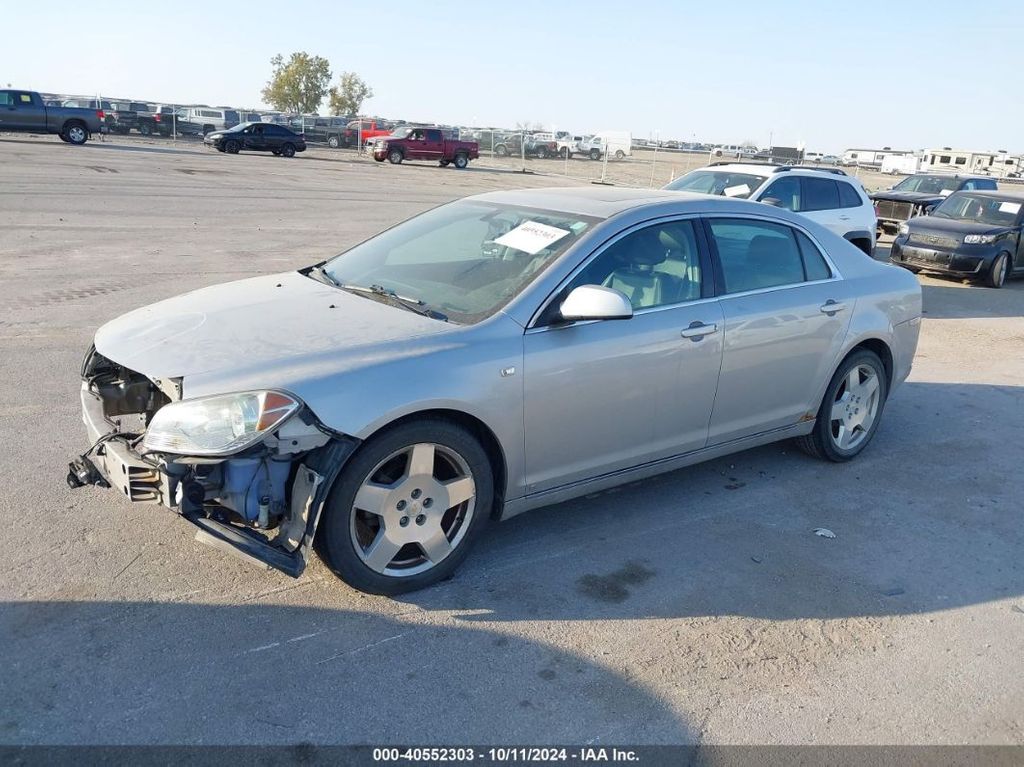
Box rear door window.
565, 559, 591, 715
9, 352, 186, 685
0, 91, 12, 106
801, 178, 841, 211
708, 218, 807, 294
837, 181, 862, 208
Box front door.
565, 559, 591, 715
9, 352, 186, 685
703, 217, 854, 445
523, 219, 723, 493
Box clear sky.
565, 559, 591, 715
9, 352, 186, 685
4, 0, 1022, 153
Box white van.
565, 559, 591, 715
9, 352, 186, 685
589, 131, 632, 160
176, 107, 240, 136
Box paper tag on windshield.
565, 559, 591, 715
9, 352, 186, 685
494, 221, 570, 255
724, 184, 750, 197
999, 201, 1021, 214
939, 189, 954, 197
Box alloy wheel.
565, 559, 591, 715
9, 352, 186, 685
349, 442, 476, 577
829, 364, 881, 451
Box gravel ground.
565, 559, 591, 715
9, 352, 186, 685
1, 134, 1022, 747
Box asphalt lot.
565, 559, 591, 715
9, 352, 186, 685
1, 135, 1023, 746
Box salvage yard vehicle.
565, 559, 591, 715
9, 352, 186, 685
137, 103, 177, 137
0, 89, 105, 145
68, 188, 921, 595
871, 173, 996, 236
889, 189, 1024, 288
204, 122, 306, 156
665, 163, 878, 254
372, 127, 479, 168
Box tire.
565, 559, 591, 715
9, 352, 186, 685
327, 135, 340, 149
535, 146, 548, 159
984, 253, 1009, 288
139, 123, 152, 137
63, 122, 88, 145
388, 148, 403, 165
374, 156, 385, 163
439, 160, 450, 167
318, 419, 494, 595
494, 144, 508, 157
453, 153, 468, 169
281, 142, 296, 158
589, 148, 600, 160
614, 149, 625, 160
796, 349, 888, 463
224, 139, 240, 154
58, 133, 69, 143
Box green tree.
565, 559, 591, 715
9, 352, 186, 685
261, 52, 332, 113
328, 72, 374, 117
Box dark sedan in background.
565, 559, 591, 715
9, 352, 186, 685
872, 173, 997, 236
890, 190, 1024, 288
205, 122, 306, 157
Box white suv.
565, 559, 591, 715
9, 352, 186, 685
665, 163, 877, 254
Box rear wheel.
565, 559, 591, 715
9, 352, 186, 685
614, 149, 625, 159
985, 253, 1009, 288
453, 153, 469, 169
388, 148, 404, 164
318, 419, 493, 595
139, 123, 152, 136
494, 144, 508, 157
589, 148, 601, 160
281, 142, 296, 158
535, 146, 548, 159
224, 139, 240, 154
796, 350, 888, 462
64, 123, 88, 145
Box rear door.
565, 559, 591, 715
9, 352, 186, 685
523, 218, 723, 493
419, 129, 445, 161
703, 216, 854, 445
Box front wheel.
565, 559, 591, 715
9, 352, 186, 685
388, 148, 403, 164
494, 144, 508, 157
796, 350, 888, 462
984, 253, 1009, 288
223, 139, 240, 154
327, 135, 340, 149
589, 148, 601, 160
318, 419, 493, 595
453, 153, 468, 169
281, 142, 296, 158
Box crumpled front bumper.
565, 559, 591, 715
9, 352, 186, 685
79, 383, 176, 506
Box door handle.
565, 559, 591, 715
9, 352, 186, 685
820, 300, 846, 315
680, 322, 718, 340
838, 215, 850, 220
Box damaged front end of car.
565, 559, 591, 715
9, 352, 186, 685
69, 347, 358, 577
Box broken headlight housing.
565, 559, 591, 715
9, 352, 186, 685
142, 391, 300, 456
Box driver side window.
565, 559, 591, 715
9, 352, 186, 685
565, 221, 704, 312
760, 176, 801, 211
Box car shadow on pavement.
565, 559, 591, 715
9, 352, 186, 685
76, 142, 211, 157
401, 382, 1024, 626
0, 600, 694, 745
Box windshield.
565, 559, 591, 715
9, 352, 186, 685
931, 193, 1022, 226
322, 201, 598, 324
892, 175, 959, 194
665, 170, 768, 198
390, 126, 414, 137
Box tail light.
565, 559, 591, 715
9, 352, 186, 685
96, 110, 105, 120
154, 114, 162, 122
873, 203, 880, 217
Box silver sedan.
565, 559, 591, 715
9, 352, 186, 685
71, 188, 921, 594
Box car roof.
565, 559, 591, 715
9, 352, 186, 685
470, 186, 812, 219
697, 163, 850, 179
949, 189, 1024, 201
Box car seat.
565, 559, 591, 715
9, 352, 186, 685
741, 235, 804, 292
601, 229, 674, 309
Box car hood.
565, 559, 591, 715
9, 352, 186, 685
94, 271, 449, 382
906, 216, 1009, 237
871, 190, 944, 204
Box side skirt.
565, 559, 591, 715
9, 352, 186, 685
500, 421, 814, 521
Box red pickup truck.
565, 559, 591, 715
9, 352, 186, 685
372, 127, 480, 169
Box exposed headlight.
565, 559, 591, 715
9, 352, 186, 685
897, 223, 909, 236
964, 233, 998, 244
143, 391, 300, 456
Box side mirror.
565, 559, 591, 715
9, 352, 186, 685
558, 285, 633, 322
924, 205, 936, 215
761, 197, 783, 207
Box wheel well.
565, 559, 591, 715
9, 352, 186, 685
847, 338, 893, 388
63, 118, 85, 131
370, 409, 507, 519
849, 237, 873, 255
